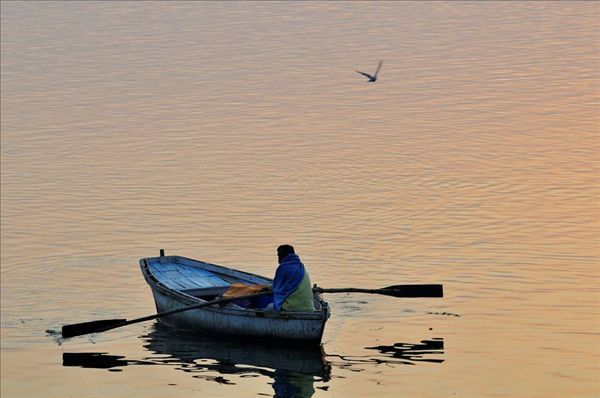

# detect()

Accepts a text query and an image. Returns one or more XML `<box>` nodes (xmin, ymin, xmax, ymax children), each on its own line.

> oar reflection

<box><xmin>327</xmin><ymin>338</ymin><xmax>445</xmax><ymax>372</ymax></box>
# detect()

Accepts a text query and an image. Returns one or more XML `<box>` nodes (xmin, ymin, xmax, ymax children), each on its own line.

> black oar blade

<box><xmin>62</xmin><ymin>319</ymin><xmax>127</xmax><ymax>339</ymax></box>
<box><xmin>382</xmin><ymin>284</ymin><xmax>443</xmax><ymax>298</ymax></box>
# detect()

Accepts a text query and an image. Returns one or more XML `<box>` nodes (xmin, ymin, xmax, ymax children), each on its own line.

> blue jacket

<box><xmin>272</xmin><ymin>253</ymin><xmax>305</xmax><ymax>311</ymax></box>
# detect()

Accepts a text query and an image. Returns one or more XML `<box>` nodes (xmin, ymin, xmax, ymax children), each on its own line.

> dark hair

<box><xmin>277</xmin><ymin>244</ymin><xmax>295</xmax><ymax>262</ymax></box>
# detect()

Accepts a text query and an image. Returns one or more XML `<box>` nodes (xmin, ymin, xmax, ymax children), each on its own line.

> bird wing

<box><xmin>356</xmin><ymin>70</ymin><xmax>374</xmax><ymax>80</ymax></box>
<box><xmin>373</xmin><ymin>60</ymin><xmax>383</xmax><ymax>78</ymax></box>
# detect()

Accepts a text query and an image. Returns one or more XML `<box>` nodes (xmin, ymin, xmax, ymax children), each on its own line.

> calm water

<box><xmin>1</xmin><ymin>2</ymin><xmax>599</xmax><ymax>397</ymax></box>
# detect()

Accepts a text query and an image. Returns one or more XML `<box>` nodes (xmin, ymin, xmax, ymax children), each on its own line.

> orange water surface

<box><xmin>1</xmin><ymin>2</ymin><xmax>599</xmax><ymax>397</ymax></box>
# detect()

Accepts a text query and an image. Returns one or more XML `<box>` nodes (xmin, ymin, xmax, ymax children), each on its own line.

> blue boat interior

<box><xmin>147</xmin><ymin>260</ymin><xmax>230</xmax><ymax>291</ymax></box>
<box><xmin>144</xmin><ymin>256</ymin><xmax>324</xmax><ymax>311</ymax></box>
<box><xmin>145</xmin><ymin>257</ymin><xmax>271</xmax><ymax>300</ymax></box>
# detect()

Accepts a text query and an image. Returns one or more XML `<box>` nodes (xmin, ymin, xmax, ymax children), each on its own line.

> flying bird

<box><xmin>356</xmin><ymin>60</ymin><xmax>383</xmax><ymax>82</ymax></box>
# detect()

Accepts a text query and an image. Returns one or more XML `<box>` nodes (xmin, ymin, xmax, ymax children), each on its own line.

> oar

<box><xmin>61</xmin><ymin>290</ymin><xmax>274</xmax><ymax>339</ymax></box>
<box><xmin>315</xmin><ymin>284</ymin><xmax>443</xmax><ymax>298</ymax></box>
<box><xmin>61</xmin><ymin>284</ymin><xmax>443</xmax><ymax>339</ymax></box>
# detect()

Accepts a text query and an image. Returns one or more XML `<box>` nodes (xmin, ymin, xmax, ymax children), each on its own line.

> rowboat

<box><xmin>139</xmin><ymin>254</ymin><xmax>330</xmax><ymax>345</ymax></box>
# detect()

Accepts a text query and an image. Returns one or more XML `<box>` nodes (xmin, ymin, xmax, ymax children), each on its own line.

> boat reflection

<box><xmin>64</xmin><ymin>323</ymin><xmax>330</xmax><ymax>397</ymax></box>
<box><xmin>143</xmin><ymin>323</ymin><xmax>330</xmax><ymax>397</ymax></box>
<box><xmin>62</xmin><ymin>324</ymin><xmax>444</xmax><ymax>397</ymax></box>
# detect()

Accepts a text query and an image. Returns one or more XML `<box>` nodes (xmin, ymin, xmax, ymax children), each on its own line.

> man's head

<box><xmin>277</xmin><ymin>244</ymin><xmax>295</xmax><ymax>263</ymax></box>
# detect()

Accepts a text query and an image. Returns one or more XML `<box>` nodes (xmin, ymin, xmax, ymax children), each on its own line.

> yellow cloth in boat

<box><xmin>222</xmin><ymin>283</ymin><xmax>269</xmax><ymax>299</ymax></box>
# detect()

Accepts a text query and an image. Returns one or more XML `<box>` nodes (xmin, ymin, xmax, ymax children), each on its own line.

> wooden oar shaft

<box><xmin>124</xmin><ymin>290</ymin><xmax>274</xmax><ymax>325</ymax></box>
<box><xmin>317</xmin><ymin>287</ymin><xmax>389</xmax><ymax>294</ymax></box>
<box><xmin>61</xmin><ymin>290</ymin><xmax>273</xmax><ymax>338</ymax></box>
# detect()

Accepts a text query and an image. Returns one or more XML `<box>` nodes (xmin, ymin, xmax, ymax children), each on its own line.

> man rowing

<box><xmin>272</xmin><ymin>244</ymin><xmax>316</xmax><ymax>312</ymax></box>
